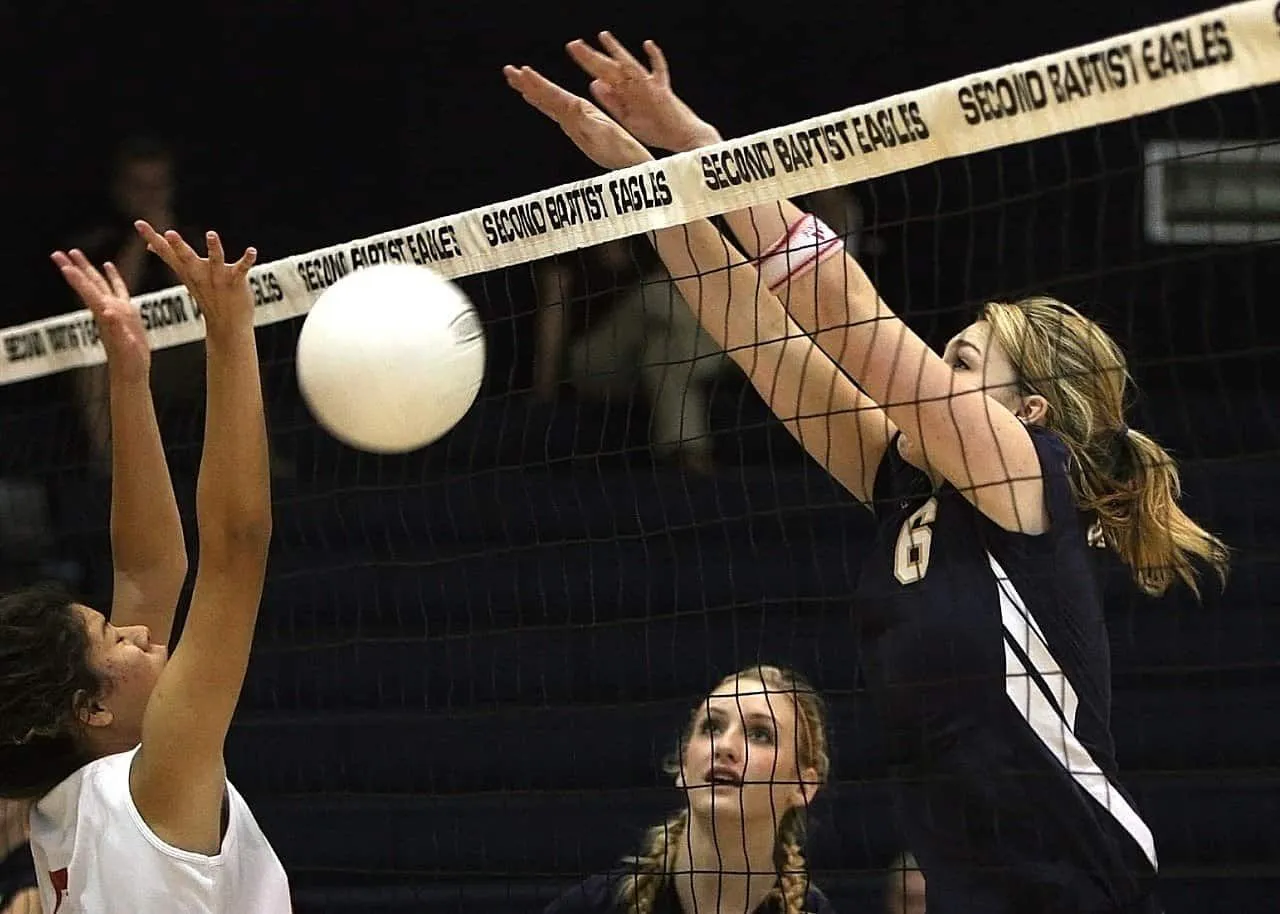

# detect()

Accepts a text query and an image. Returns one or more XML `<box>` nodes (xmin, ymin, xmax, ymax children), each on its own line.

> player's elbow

<box><xmin>200</xmin><ymin>512</ymin><xmax>273</xmax><ymax>564</ymax></box>
<box><xmin>154</xmin><ymin>552</ymin><xmax>191</xmax><ymax>595</ymax></box>
<box><xmin>129</xmin><ymin>547</ymin><xmax>190</xmax><ymax>583</ymax></box>
<box><xmin>228</xmin><ymin>513</ymin><xmax>273</xmax><ymax>553</ymax></box>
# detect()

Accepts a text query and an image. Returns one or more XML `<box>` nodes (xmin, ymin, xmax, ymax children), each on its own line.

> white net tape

<box><xmin>3</xmin><ymin>0</ymin><xmax>1278</xmax><ymax>386</ymax></box>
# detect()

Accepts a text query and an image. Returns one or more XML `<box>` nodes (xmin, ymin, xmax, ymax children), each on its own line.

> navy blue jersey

<box><xmin>545</xmin><ymin>871</ymin><xmax>837</xmax><ymax>914</ymax></box>
<box><xmin>855</xmin><ymin>427</ymin><xmax>1158</xmax><ymax>914</ymax></box>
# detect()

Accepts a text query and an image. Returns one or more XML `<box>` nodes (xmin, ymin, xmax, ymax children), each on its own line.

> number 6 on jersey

<box><xmin>894</xmin><ymin>497</ymin><xmax>939</xmax><ymax>585</ymax></box>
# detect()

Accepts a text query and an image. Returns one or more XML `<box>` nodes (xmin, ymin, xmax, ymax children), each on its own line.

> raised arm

<box><xmin>505</xmin><ymin>66</ymin><xmax>888</xmax><ymax>503</ymax></box>
<box><xmin>52</xmin><ymin>250</ymin><xmax>188</xmax><ymax>647</ymax></box>
<box><xmin>65</xmin><ymin>224</ymin><xmax>174</xmax><ymax>470</ymax></box>
<box><xmin>564</xmin><ymin>36</ymin><xmax>817</xmax><ymax>300</ymax></box>
<box><xmin>568</xmin><ymin>34</ymin><xmax>1044</xmax><ymax>531</ymax></box>
<box><xmin>562</xmin><ymin>36</ymin><xmax>898</xmax><ymax>503</ymax></box>
<box><xmin>127</xmin><ymin>224</ymin><xmax>272</xmax><ymax>855</ymax></box>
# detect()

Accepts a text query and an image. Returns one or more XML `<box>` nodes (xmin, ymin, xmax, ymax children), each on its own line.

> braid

<box><xmin>634</xmin><ymin>665</ymin><xmax>830</xmax><ymax>914</ymax></box>
<box><xmin>617</xmin><ymin>810</ymin><xmax>687</xmax><ymax>914</ymax></box>
<box><xmin>770</xmin><ymin>810</ymin><xmax>811</xmax><ymax>914</ymax></box>
<box><xmin>983</xmin><ymin>298</ymin><xmax>1229</xmax><ymax>597</ymax></box>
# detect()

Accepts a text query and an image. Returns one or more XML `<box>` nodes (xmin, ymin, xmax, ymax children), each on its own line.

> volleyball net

<box><xmin>2</xmin><ymin>2</ymin><xmax>1278</xmax><ymax>913</ymax></box>
<box><xmin>3</xmin><ymin>1</ymin><xmax>1278</xmax><ymax>381</ymax></box>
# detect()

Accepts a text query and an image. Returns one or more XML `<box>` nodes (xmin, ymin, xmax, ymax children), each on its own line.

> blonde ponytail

<box><xmin>984</xmin><ymin>297</ymin><xmax>1229</xmax><ymax>597</ymax></box>
<box><xmin>1084</xmin><ymin>427</ymin><xmax>1229</xmax><ymax>597</ymax></box>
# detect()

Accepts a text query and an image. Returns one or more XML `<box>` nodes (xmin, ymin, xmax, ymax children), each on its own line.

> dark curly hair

<box><xmin>0</xmin><ymin>582</ymin><xmax>103</xmax><ymax>799</ymax></box>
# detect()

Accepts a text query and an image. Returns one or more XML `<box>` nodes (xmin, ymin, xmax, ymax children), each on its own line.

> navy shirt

<box><xmin>856</xmin><ymin>427</ymin><xmax>1158</xmax><ymax>914</ymax></box>
<box><xmin>546</xmin><ymin>871</ymin><xmax>837</xmax><ymax>914</ymax></box>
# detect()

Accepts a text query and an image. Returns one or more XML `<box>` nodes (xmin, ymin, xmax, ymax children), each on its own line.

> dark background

<box><xmin>2</xmin><ymin>1</ymin><xmax>1277</xmax><ymax>912</ymax></box>
<box><xmin>3</xmin><ymin>0</ymin><xmax>1256</xmax><ymax>315</ymax></box>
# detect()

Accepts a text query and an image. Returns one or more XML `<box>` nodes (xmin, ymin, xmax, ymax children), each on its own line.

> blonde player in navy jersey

<box><xmin>507</xmin><ymin>35</ymin><xmax>1229</xmax><ymax>914</ymax></box>
<box><xmin>546</xmin><ymin>666</ymin><xmax>835</xmax><ymax>914</ymax></box>
<box><xmin>0</xmin><ymin>224</ymin><xmax>290</xmax><ymax>912</ymax></box>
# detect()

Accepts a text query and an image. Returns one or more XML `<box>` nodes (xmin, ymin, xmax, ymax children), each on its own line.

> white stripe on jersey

<box><xmin>988</xmin><ymin>552</ymin><xmax>1158</xmax><ymax>869</ymax></box>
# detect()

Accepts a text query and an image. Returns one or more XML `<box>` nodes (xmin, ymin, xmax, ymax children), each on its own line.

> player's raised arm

<box><xmin>127</xmin><ymin>223</ymin><xmax>272</xmax><ymax>855</ymax></box>
<box><xmin>51</xmin><ymin>251</ymin><xmax>188</xmax><ymax>648</ymax></box>
<box><xmin>564</xmin><ymin>34</ymin><xmax>845</xmax><ymax>321</ymax></box>
<box><xmin>568</xmin><ymin>34</ymin><xmax>1045</xmax><ymax>532</ymax></box>
<box><xmin>504</xmin><ymin>64</ymin><xmax>889</xmax><ymax>505</ymax></box>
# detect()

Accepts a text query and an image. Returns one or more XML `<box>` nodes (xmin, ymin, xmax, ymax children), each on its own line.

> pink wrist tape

<box><xmin>757</xmin><ymin>213</ymin><xmax>845</xmax><ymax>293</ymax></box>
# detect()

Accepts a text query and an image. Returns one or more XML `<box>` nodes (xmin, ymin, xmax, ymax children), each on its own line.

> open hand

<box><xmin>566</xmin><ymin>33</ymin><xmax>721</xmax><ymax>153</ymax></box>
<box><xmin>51</xmin><ymin>249</ymin><xmax>151</xmax><ymax>382</ymax></box>
<box><xmin>504</xmin><ymin>64</ymin><xmax>653</xmax><ymax>171</ymax></box>
<box><xmin>136</xmin><ymin>222</ymin><xmax>256</xmax><ymax>336</ymax></box>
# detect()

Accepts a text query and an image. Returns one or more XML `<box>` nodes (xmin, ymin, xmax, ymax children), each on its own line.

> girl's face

<box><xmin>679</xmin><ymin>675</ymin><xmax>813</xmax><ymax>826</ymax></box>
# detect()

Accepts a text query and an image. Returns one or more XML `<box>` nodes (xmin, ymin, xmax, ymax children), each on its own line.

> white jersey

<box><xmin>29</xmin><ymin>747</ymin><xmax>291</xmax><ymax>913</ymax></box>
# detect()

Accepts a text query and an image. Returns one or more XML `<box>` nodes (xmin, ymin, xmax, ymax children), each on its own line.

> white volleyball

<box><xmin>296</xmin><ymin>263</ymin><xmax>485</xmax><ymax>454</ymax></box>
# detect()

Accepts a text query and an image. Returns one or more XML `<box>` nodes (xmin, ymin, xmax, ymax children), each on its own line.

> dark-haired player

<box><xmin>0</xmin><ymin>225</ymin><xmax>290</xmax><ymax>912</ymax></box>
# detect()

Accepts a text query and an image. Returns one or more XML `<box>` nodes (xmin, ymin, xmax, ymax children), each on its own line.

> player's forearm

<box><xmin>670</xmin><ymin>135</ymin><xmax>911</xmax><ymax>422</ymax></box>
<box><xmin>108</xmin><ymin>368</ymin><xmax>188</xmax><ymax>635</ymax></box>
<box><xmin>650</xmin><ymin>221</ymin><xmax>791</xmax><ymax>352</ymax></box>
<box><xmin>716</xmin><ymin>204</ymin><xmax>889</xmax><ymax>380</ymax></box>
<box><xmin>679</xmin><ymin>132</ymin><xmax>882</xmax><ymax>341</ymax></box>
<box><xmin>675</xmin><ymin>126</ymin><xmax>806</xmax><ymax>259</ymax></box>
<box><xmin>650</xmin><ymin>217</ymin><xmax>879</xmax><ymax>493</ymax></box>
<box><xmin>196</xmin><ymin>324</ymin><xmax>271</xmax><ymax>556</ymax></box>
<box><xmin>710</xmin><ymin>181</ymin><xmax>988</xmax><ymax>470</ymax></box>
<box><xmin>720</xmin><ymin>203</ymin><xmax>806</xmax><ymax>260</ymax></box>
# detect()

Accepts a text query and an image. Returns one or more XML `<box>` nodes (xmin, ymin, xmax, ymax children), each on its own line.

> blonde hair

<box><xmin>617</xmin><ymin>665</ymin><xmax>830</xmax><ymax>914</ymax></box>
<box><xmin>983</xmin><ymin>296</ymin><xmax>1229</xmax><ymax>597</ymax></box>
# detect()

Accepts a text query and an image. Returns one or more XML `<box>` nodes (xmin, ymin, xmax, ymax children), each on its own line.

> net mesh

<box><xmin>2</xmin><ymin>3</ymin><xmax>1278</xmax><ymax>912</ymax></box>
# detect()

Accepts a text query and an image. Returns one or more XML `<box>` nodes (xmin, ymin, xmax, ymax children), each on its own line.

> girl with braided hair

<box><xmin>547</xmin><ymin>666</ymin><xmax>835</xmax><ymax>914</ymax></box>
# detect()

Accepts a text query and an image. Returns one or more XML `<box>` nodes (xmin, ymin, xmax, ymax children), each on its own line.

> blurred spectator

<box><xmin>886</xmin><ymin>852</ymin><xmax>926</xmax><ymax>914</ymax></box>
<box><xmin>0</xmin><ymin>800</ymin><xmax>36</xmax><ymax>914</ymax></box>
<box><xmin>533</xmin><ymin>237</ymin><xmax>728</xmax><ymax>474</ymax></box>
<box><xmin>65</xmin><ymin>134</ymin><xmax>205</xmax><ymax>473</ymax></box>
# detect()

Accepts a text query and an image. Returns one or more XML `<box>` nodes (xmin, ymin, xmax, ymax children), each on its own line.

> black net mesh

<box><xmin>0</xmin><ymin>50</ymin><xmax>1276</xmax><ymax>914</ymax></box>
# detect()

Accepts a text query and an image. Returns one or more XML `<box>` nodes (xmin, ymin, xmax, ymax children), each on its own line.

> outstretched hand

<box><xmin>504</xmin><ymin>64</ymin><xmax>653</xmax><ymax>171</ymax></box>
<box><xmin>51</xmin><ymin>249</ymin><xmax>151</xmax><ymax>382</ymax></box>
<box><xmin>566</xmin><ymin>32</ymin><xmax>721</xmax><ymax>153</ymax></box>
<box><xmin>136</xmin><ymin>222</ymin><xmax>257</xmax><ymax>336</ymax></box>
